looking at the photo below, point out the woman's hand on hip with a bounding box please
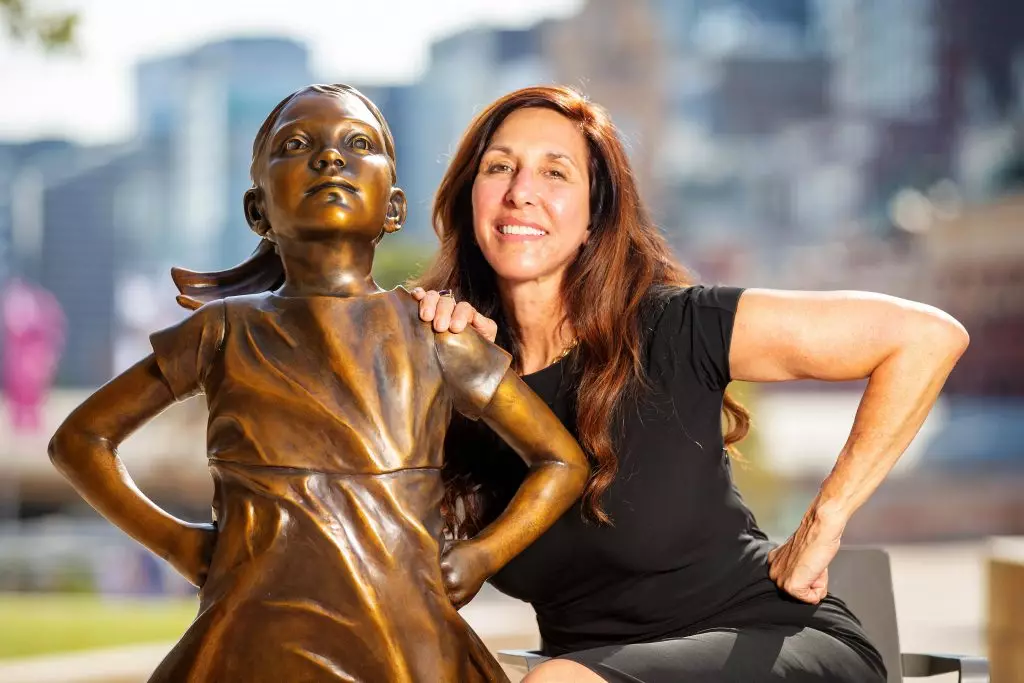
[411,288,498,342]
[767,504,846,604]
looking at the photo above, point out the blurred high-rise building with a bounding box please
[823,0,940,121]
[550,0,828,275]
[0,141,78,286]
[0,140,130,386]
[1,39,313,387]
[135,38,313,271]
[393,25,554,240]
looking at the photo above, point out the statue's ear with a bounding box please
[383,187,407,235]
[244,188,273,240]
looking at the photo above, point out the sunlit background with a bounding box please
[1,0,1023,681]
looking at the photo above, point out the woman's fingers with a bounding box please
[413,289,497,339]
[433,296,457,332]
[472,312,498,343]
[416,289,441,323]
[449,301,477,333]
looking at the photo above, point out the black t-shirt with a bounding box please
[444,285,883,672]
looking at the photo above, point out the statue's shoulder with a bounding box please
[433,328,512,420]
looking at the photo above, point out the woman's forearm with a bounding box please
[814,320,969,525]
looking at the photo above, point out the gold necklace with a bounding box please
[553,338,579,364]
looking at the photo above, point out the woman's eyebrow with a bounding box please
[546,151,577,169]
[484,145,576,166]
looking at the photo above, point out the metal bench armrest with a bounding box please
[901,653,989,682]
[497,649,549,672]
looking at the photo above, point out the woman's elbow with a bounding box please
[912,307,970,361]
[948,318,970,357]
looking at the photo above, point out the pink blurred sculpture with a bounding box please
[1,279,66,433]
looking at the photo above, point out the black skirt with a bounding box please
[559,624,886,683]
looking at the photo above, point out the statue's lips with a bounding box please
[306,180,358,196]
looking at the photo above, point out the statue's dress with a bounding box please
[146,287,511,683]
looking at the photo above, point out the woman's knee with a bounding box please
[521,658,607,683]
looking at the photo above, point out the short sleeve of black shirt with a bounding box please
[647,284,746,394]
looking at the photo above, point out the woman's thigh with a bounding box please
[522,659,607,683]
[547,626,885,683]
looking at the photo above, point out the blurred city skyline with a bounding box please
[2,0,1023,398]
[0,0,583,143]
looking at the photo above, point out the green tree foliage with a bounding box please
[0,0,78,51]
[372,239,435,290]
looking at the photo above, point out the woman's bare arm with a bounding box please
[730,289,969,602]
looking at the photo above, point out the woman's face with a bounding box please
[471,107,591,287]
[257,91,395,244]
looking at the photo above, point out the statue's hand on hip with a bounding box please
[440,541,489,609]
[167,521,218,588]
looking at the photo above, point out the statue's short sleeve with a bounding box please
[433,330,513,421]
[149,300,226,400]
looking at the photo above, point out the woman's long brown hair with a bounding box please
[416,85,750,536]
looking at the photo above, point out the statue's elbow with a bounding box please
[48,423,89,473]
[566,457,590,494]
[47,427,71,470]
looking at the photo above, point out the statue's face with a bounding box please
[255,91,397,244]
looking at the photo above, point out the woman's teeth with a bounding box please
[498,225,545,236]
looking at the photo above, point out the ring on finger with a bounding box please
[438,289,453,298]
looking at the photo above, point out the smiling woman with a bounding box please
[410,84,969,683]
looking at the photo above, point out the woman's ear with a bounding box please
[244,188,273,241]
[383,187,408,235]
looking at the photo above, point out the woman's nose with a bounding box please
[505,171,537,207]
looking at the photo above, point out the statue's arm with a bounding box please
[433,328,588,606]
[468,369,589,572]
[48,355,216,587]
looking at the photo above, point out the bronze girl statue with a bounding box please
[48,84,589,682]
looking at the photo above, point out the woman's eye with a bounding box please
[351,136,372,151]
[547,169,566,179]
[285,138,306,151]
[486,162,512,173]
